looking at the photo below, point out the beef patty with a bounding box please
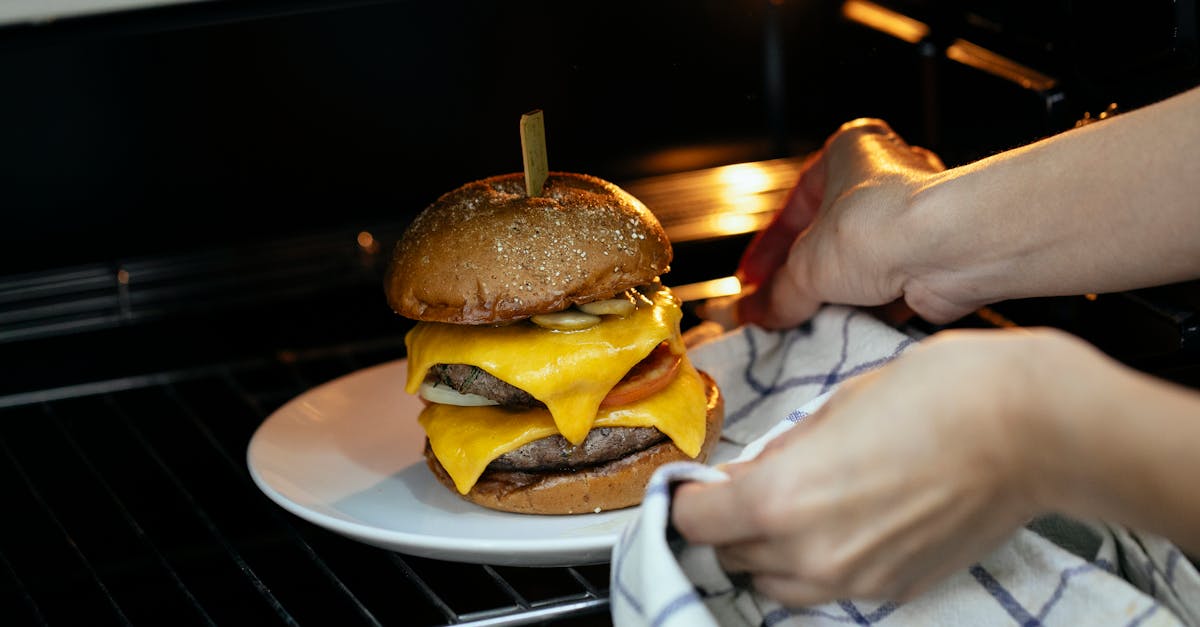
[427,363,669,471]
[488,426,667,471]
[428,364,542,407]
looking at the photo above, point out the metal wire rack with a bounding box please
[0,336,613,626]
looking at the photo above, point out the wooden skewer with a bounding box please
[520,109,548,197]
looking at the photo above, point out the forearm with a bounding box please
[1023,337,1200,555]
[906,86,1200,309]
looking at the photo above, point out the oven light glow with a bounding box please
[841,0,929,44]
[946,39,1057,92]
[357,230,381,254]
[715,213,763,234]
[670,275,742,303]
[710,163,777,235]
[717,163,772,197]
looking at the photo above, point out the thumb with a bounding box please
[737,250,822,329]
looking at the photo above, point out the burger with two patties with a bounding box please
[385,172,723,515]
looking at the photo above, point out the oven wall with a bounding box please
[2,0,1197,276]
[0,0,794,274]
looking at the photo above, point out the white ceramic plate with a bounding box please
[247,359,739,567]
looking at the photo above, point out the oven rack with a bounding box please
[0,334,611,626]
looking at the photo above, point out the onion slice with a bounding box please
[419,381,500,406]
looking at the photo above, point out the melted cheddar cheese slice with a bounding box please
[405,286,683,445]
[420,360,708,494]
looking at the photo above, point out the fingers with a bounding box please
[909,145,945,171]
[736,150,827,287]
[737,248,823,329]
[751,574,838,608]
[718,540,909,607]
[718,538,928,607]
[671,479,764,545]
[735,223,804,289]
[715,539,799,577]
[735,119,946,330]
[834,117,895,136]
[750,573,922,608]
[867,298,916,326]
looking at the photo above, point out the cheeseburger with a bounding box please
[385,172,723,514]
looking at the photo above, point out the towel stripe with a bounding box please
[612,517,645,618]
[1143,547,1183,598]
[765,606,856,625]
[1165,549,1182,586]
[1036,562,1097,621]
[742,326,773,395]
[762,600,899,626]
[863,601,900,623]
[818,312,858,395]
[650,589,700,627]
[835,338,915,381]
[727,325,911,428]
[970,564,1041,627]
[837,599,872,625]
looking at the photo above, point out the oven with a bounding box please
[1,1,1197,625]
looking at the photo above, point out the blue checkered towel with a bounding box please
[611,306,1200,626]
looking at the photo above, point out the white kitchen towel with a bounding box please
[611,305,1200,626]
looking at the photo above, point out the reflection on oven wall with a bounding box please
[1,0,1197,275]
[805,0,1200,166]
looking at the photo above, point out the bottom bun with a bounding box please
[425,371,724,515]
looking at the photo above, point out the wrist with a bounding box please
[898,168,1003,322]
[921,330,1077,521]
[1007,330,1140,519]
[1004,331,1079,515]
[976,330,1069,518]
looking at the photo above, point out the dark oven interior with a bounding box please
[2,1,1198,625]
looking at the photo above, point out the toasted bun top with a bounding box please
[385,172,672,324]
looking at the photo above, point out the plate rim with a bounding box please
[245,358,642,565]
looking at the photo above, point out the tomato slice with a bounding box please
[599,342,681,408]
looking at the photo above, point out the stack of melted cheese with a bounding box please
[404,286,708,494]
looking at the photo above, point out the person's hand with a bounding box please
[671,329,1090,606]
[735,119,959,328]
